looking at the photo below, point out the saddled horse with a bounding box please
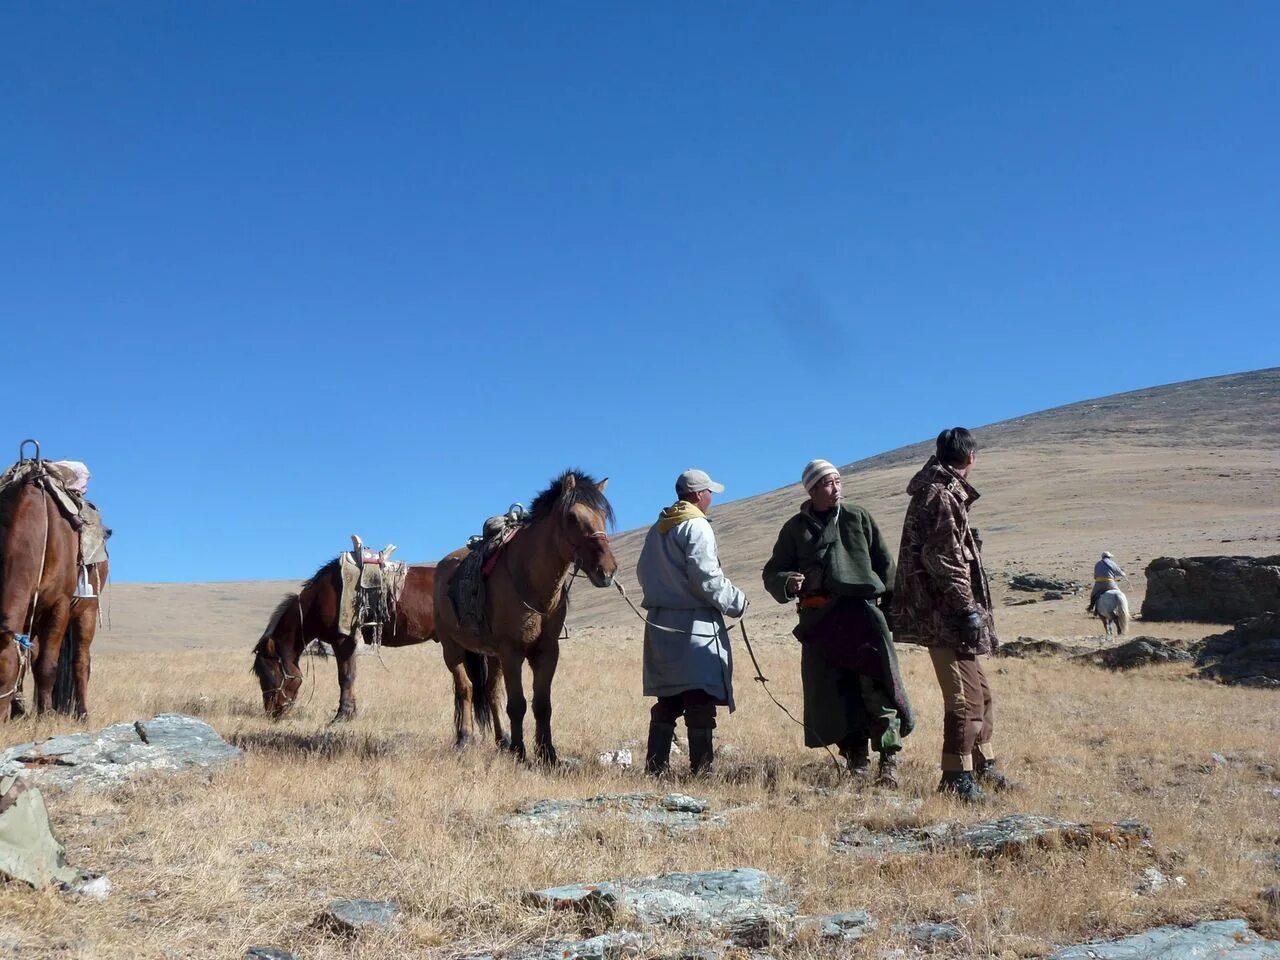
[0,451,107,721]
[1095,588,1130,638]
[250,558,504,726]
[434,470,617,764]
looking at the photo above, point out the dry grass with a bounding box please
[1,623,1277,959]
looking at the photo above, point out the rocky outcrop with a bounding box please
[834,814,1149,858]
[1079,637,1198,669]
[1196,613,1280,688]
[1142,556,1280,622]
[0,714,242,791]
[1045,919,1280,958]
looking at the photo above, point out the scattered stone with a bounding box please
[466,931,652,960]
[796,910,876,942]
[526,868,794,942]
[1135,867,1185,894]
[0,714,242,791]
[1010,573,1077,592]
[1045,918,1280,958]
[246,950,298,960]
[505,793,723,837]
[1043,591,1067,601]
[72,875,112,900]
[834,814,1150,858]
[996,638,1093,659]
[0,777,80,889]
[954,894,979,907]
[1077,637,1197,670]
[596,749,633,769]
[314,899,399,936]
[895,922,963,946]
[1142,556,1280,622]
[1196,613,1280,687]
[249,840,273,854]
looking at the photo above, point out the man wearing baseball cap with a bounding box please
[762,459,913,786]
[636,468,746,776]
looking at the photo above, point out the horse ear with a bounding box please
[596,477,609,493]
[561,473,577,493]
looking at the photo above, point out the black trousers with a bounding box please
[651,689,717,729]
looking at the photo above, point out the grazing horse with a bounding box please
[250,559,502,725]
[0,457,106,720]
[434,470,617,764]
[1095,588,1130,639]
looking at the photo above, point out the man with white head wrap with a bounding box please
[1087,551,1128,613]
[762,459,913,786]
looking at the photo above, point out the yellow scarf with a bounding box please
[656,500,705,534]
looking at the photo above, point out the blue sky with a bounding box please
[3,3,1277,582]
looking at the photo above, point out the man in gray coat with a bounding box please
[636,469,747,775]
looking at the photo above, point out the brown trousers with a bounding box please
[927,647,996,772]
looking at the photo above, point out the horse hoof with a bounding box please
[495,734,512,751]
[535,747,559,768]
[455,735,474,751]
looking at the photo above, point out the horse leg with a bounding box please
[0,641,19,722]
[529,637,560,766]
[32,601,71,715]
[442,641,476,748]
[69,599,99,722]
[485,656,510,750]
[331,633,358,723]
[500,647,528,761]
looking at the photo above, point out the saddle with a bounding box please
[0,455,111,596]
[449,504,527,632]
[338,535,409,644]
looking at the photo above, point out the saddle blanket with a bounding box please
[338,550,408,639]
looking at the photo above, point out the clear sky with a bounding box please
[3,3,1277,582]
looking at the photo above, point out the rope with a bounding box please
[1,482,51,705]
[611,579,845,778]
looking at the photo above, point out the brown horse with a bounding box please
[251,558,504,727]
[0,459,107,721]
[434,470,617,764]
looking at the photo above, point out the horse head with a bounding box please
[558,474,618,588]
[251,599,303,719]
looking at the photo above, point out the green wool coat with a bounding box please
[762,501,914,747]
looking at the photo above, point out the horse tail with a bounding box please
[463,651,492,733]
[1116,592,1129,636]
[53,621,76,713]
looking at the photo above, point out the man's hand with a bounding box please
[786,573,805,597]
[960,610,986,648]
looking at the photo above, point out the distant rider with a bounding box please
[1086,551,1128,613]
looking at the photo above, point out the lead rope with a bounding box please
[612,579,844,778]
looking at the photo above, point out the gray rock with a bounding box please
[895,922,963,946]
[0,714,242,791]
[1196,614,1280,687]
[506,793,723,837]
[1046,918,1280,958]
[246,950,298,960]
[1077,638,1197,669]
[526,868,793,941]
[467,931,652,960]
[997,638,1093,659]
[796,910,876,942]
[315,899,398,935]
[1142,556,1280,622]
[1010,573,1077,592]
[834,814,1149,858]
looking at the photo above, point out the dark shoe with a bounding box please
[976,758,1021,792]
[839,740,872,777]
[645,721,676,775]
[875,752,901,788]
[937,770,986,802]
[687,726,715,775]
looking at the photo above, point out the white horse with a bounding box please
[1095,589,1129,638]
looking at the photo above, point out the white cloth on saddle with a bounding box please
[50,461,89,494]
[337,551,408,637]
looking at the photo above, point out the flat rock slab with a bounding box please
[896,922,964,946]
[835,814,1150,858]
[1046,919,1280,958]
[466,931,652,960]
[998,638,1095,659]
[526,868,793,941]
[315,899,399,935]
[0,714,242,791]
[245,950,298,960]
[506,793,724,836]
[796,910,876,942]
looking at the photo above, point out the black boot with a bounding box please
[645,721,676,775]
[976,757,1020,792]
[875,752,901,788]
[839,739,872,777]
[937,770,986,802]
[687,726,715,775]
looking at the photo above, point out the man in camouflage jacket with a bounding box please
[894,428,1016,801]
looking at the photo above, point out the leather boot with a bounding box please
[645,721,676,775]
[875,752,901,788]
[687,726,715,775]
[976,757,1020,792]
[839,738,872,777]
[937,770,987,802]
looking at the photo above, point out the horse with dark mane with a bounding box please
[0,454,107,720]
[251,558,503,725]
[434,469,617,764]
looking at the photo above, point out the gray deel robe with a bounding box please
[636,513,746,710]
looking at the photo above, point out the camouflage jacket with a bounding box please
[892,457,998,654]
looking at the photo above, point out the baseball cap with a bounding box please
[676,469,725,496]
